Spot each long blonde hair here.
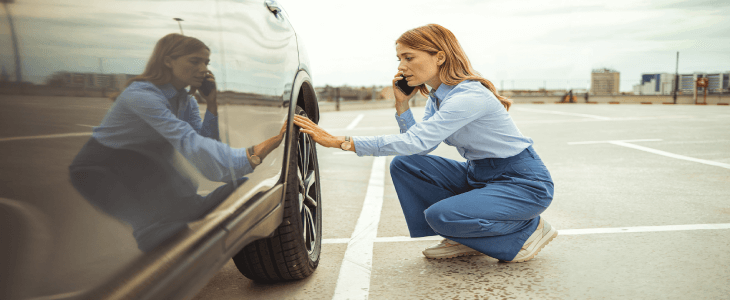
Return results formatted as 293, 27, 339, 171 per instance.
396, 24, 512, 111
111, 33, 209, 100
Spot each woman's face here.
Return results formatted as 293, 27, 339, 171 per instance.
396, 43, 444, 89
165, 48, 211, 90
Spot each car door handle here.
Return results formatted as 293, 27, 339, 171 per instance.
265, 0, 281, 16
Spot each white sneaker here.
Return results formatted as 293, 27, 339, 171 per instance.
502, 218, 557, 263
422, 238, 485, 259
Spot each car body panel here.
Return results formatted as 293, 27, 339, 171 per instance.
0, 0, 315, 299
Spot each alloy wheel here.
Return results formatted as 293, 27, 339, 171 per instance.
297, 131, 318, 255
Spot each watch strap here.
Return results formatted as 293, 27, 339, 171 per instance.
340, 136, 351, 151
248, 146, 260, 167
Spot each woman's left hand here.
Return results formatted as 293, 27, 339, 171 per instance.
293, 115, 339, 148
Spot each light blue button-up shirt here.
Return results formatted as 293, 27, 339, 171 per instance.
353, 80, 533, 160
93, 81, 252, 182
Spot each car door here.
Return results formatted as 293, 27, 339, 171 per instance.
208, 0, 299, 249
0, 1, 244, 299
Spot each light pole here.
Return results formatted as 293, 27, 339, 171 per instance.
673, 51, 679, 104
173, 18, 184, 35
2, 0, 22, 83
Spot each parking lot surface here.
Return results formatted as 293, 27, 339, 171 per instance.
193, 104, 730, 299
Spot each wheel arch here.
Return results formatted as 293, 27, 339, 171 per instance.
281, 70, 319, 187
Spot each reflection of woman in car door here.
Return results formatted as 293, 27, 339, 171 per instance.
69, 33, 285, 252
295, 24, 557, 263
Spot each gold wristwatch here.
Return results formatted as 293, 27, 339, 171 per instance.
248, 146, 261, 167
340, 136, 351, 151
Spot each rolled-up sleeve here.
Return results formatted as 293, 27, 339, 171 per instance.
199, 110, 220, 141
395, 109, 416, 133
123, 86, 251, 181
354, 87, 487, 157
187, 96, 220, 141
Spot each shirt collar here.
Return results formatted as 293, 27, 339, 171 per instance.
430, 82, 455, 103
158, 83, 187, 100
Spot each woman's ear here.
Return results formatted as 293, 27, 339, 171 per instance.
163, 56, 173, 69
436, 51, 446, 66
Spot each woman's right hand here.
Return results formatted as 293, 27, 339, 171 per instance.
392, 71, 417, 116
392, 71, 418, 104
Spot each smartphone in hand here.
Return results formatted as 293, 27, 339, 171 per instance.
200, 77, 215, 96
395, 79, 416, 96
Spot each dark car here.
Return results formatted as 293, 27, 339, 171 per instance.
0, 0, 322, 299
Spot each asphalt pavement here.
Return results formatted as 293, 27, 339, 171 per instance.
2, 95, 727, 299
194, 103, 730, 299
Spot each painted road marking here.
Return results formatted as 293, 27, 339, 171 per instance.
322, 223, 730, 244
568, 139, 663, 145
332, 156, 386, 300
0, 132, 92, 142
331, 126, 399, 132
569, 139, 730, 169
610, 141, 730, 169
346, 114, 365, 130
517, 115, 692, 125
512, 107, 612, 120
76, 124, 96, 128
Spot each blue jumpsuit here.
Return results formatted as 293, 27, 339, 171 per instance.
353, 80, 554, 261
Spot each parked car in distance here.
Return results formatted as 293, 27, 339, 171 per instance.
0, 0, 322, 299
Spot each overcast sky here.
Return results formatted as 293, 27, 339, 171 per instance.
279, 0, 730, 91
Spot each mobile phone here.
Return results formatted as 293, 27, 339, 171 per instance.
396, 79, 416, 95
200, 78, 215, 96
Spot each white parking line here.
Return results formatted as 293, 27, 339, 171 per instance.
332, 152, 357, 155
567, 139, 662, 145
609, 141, 730, 169
0, 132, 92, 142
512, 107, 612, 120
568, 139, 730, 169
346, 114, 365, 130
332, 156, 386, 300
330, 126, 399, 132
322, 223, 730, 244
76, 124, 96, 128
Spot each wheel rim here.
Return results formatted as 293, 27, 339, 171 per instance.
297, 130, 318, 255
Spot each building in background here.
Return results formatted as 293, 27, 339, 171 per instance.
704, 72, 729, 93
46, 71, 134, 92
677, 72, 729, 94
680, 73, 702, 94
590, 68, 620, 95
315, 85, 384, 101
632, 73, 675, 95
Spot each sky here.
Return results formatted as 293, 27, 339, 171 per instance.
278, 0, 730, 92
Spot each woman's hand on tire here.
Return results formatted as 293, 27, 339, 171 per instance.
293, 115, 338, 148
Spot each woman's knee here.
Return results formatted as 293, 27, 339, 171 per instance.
390, 155, 414, 175
424, 205, 457, 236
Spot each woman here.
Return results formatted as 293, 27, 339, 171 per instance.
69, 33, 284, 251
294, 24, 556, 262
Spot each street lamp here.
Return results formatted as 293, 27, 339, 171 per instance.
173, 18, 184, 35
2, 0, 22, 83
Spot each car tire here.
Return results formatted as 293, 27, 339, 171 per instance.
232, 106, 322, 282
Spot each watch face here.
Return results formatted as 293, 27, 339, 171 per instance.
341, 142, 351, 150
251, 155, 261, 164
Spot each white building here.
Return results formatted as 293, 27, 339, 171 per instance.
634, 72, 729, 95
632, 73, 675, 95
705, 72, 730, 93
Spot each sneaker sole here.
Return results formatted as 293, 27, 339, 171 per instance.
502, 227, 558, 263
423, 250, 485, 259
